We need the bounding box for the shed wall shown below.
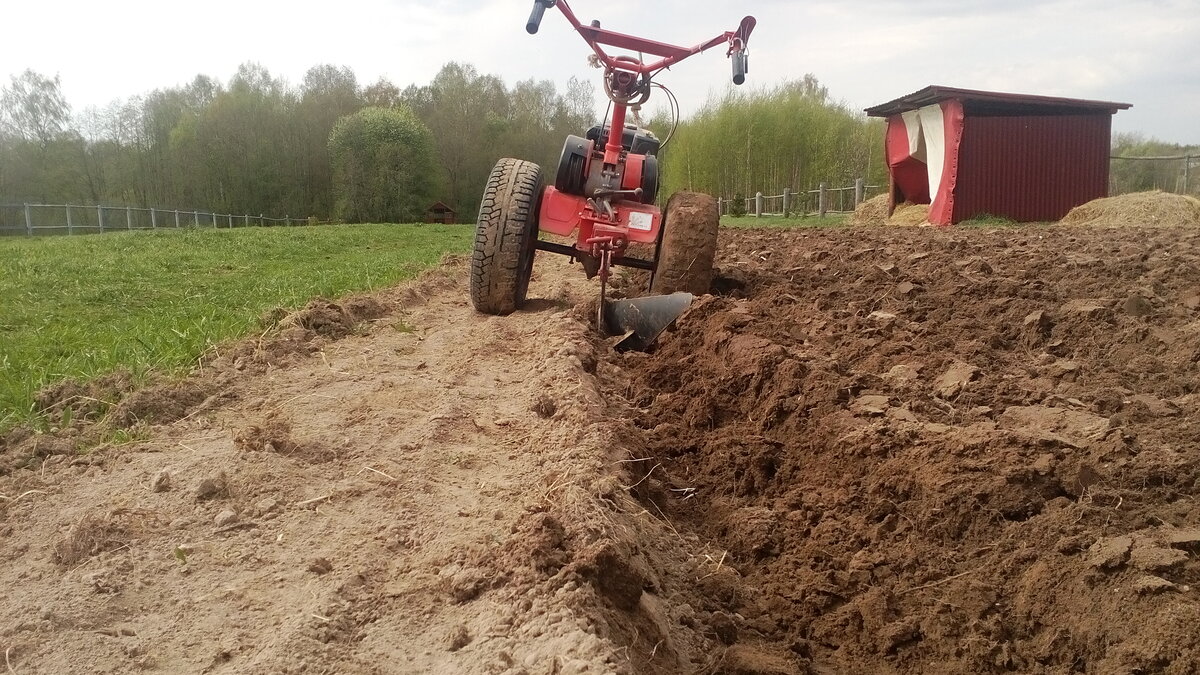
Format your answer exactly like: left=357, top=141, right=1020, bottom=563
left=953, top=114, right=1111, bottom=223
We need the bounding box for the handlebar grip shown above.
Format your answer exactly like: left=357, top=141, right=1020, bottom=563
left=732, top=51, right=748, bottom=85
left=526, top=1, right=547, bottom=34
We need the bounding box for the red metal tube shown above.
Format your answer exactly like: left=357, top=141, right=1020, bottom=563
left=605, top=103, right=627, bottom=165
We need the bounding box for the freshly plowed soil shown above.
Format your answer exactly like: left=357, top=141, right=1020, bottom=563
left=2, top=223, right=1199, bottom=674
left=604, top=225, right=1200, bottom=673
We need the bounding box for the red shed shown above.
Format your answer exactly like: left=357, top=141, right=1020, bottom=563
left=865, top=86, right=1131, bottom=225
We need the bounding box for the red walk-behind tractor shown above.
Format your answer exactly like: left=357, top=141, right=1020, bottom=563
left=469, top=0, right=755, bottom=350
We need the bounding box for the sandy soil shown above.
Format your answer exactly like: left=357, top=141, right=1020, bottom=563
left=3, top=221, right=1200, bottom=674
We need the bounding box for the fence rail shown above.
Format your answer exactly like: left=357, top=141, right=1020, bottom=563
left=0, top=203, right=324, bottom=237
left=718, top=179, right=884, bottom=218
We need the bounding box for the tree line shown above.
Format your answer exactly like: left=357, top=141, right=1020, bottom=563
left=7, top=62, right=1186, bottom=224
left=0, top=63, right=595, bottom=223
left=651, top=75, right=888, bottom=203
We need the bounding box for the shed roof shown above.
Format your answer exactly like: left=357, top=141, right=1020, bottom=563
left=865, top=85, right=1131, bottom=117
left=427, top=201, right=455, bottom=212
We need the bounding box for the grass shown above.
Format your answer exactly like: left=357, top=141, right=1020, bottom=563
left=0, top=223, right=471, bottom=432
left=721, top=214, right=849, bottom=228
left=958, top=214, right=1052, bottom=228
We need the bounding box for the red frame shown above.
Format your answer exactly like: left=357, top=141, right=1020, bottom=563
left=537, top=1, right=744, bottom=264
left=535, top=0, right=751, bottom=280
left=553, top=0, right=744, bottom=76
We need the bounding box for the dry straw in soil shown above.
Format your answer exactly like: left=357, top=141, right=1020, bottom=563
left=1061, top=190, right=1200, bottom=228
left=849, top=194, right=931, bottom=227
left=54, top=508, right=160, bottom=566
left=849, top=194, right=888, bottom=226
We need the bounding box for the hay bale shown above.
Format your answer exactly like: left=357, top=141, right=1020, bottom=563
left=849, top=194, right=889, bottom=226
left=1061, top=190, right=1200, bottom=228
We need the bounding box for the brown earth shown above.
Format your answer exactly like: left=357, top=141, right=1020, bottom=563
left=2, top=222, right=1199, bottom=674
left=603, top=225, right=1200, bottom=673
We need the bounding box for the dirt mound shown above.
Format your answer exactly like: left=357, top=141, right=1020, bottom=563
left=32, top=370, right=135, bottom=423
left=605, top=224, right=1200, bottom=672
left=848, top=193, right=888, bottom=226
left=278, top=296, right=389, bottom=339
left=110, top=378, right=226, bottom=427
left=1062, top=190, right=1200, bottom=227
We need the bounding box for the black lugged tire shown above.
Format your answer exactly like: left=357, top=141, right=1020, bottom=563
left=650, top=191, right=719, bottom=296
left=470, top=158, right=542, bottom=315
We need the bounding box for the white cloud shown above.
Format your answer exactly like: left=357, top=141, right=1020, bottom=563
left=1, top=0, right=1197, bottom=143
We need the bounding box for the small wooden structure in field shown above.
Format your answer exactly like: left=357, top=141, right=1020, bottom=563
left=425, top=202, right=456, bottom=224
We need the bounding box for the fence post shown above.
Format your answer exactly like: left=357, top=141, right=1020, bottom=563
left=174, top=209, right=180, bottom=228
left=97, top=205, right=105, bottom=233
left=782, top=188, right=791, bottom=217
left=151, top=208, right=157, bottom=229
left=1185, top=155, right=1192, bottom=194
left=193, top=210, right=199, bottom=227
left=24, top=204, right=32, bottom=235
left=755, top=192, right=763, bottom=217
left=228, top=214, right=233, bottom=228
left=212, top=213, right=218, bottom=228
left=818, top=183, right=829, bottom=218
left=260, top=214, right=264, bottom=227
left=716, top=198, right=722, bottom=216
left=244, top=214, right=249, bottom=227
left=126, top=206, right=132, bottom=230
left=66, top=205, right=74, bottom=235
left=855, top=178, right=865, bottom=207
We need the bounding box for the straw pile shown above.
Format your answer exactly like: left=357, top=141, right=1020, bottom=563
left=848, top=195, right=932, bottom=227
left=849, top=194, right=889, bottom=226
left=889, top=202, right=931, bottom=227
left=1061, top=190, right=1200, bottom=228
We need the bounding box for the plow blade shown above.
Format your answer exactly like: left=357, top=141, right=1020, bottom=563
left=602, top=292, right=694, bottom=352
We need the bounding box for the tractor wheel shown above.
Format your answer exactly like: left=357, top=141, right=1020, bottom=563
left=650, top=191, right=719, bottom=296
left=470, top=158, right=542, bottom=315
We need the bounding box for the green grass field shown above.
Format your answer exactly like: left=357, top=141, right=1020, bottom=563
left=0, top=224, right=471, bottom=432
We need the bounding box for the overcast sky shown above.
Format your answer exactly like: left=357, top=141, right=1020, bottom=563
left=2, top=0, right=1197, bottom=144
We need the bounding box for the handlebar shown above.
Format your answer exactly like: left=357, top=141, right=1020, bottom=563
left=732, top=50, right=747, bottom=85
left=730, top=16, right=755, bottom=85
left=527, top=0, right=754, bottom=83
left=526, top=0, right=555, bottom=34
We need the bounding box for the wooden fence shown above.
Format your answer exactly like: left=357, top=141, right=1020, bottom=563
left=719, top=179, right=884, bottom=218
left=0, top=203, right=327, bottom=237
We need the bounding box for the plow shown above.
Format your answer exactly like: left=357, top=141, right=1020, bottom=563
left=469, top=0, right=755, bottom=350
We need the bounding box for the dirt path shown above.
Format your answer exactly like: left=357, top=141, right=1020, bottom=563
left=0, top=256, right=697, bottom=674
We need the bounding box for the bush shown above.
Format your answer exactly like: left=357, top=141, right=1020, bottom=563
left=328, top=106, right=438, bottom=223
left=729, top=192, right=747, bottom=217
